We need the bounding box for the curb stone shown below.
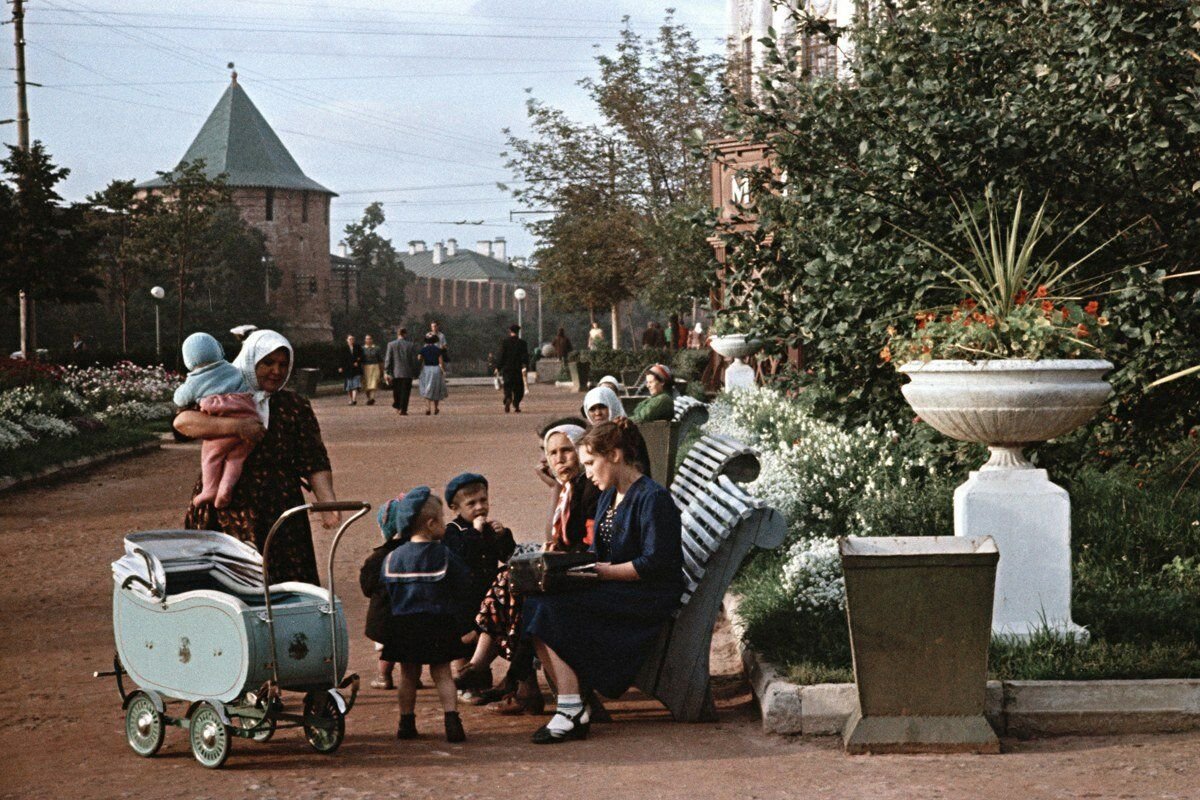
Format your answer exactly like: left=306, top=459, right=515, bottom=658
left=0, top=439, right=162, bottom=495
left=724, top=592, right=1200, bottom=738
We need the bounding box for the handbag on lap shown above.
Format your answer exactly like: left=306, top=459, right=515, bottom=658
left=509, top=551, right=598, bottom=594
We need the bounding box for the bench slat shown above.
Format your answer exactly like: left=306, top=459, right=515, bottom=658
left=680, top=510, right=722, bottom=554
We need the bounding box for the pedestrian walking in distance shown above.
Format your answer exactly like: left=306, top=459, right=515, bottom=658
left=384, top=327, right=420, bottom=416
left=496, top=324, right=529, bottom=414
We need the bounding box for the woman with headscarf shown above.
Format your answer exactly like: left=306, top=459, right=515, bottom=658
left=173, top=330, right=341, bottom=584
left=462, top=424, right=600, bottom=716
left=628, top=363, right=675, bottom=424
left=581, top=386, right=626, bottom=427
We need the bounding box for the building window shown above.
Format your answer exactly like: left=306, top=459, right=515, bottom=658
left=803, top=33, right=837, bottom=79
left=265, top=188, right=275, bottom=221
left=302, top=191, right=309, bottom=223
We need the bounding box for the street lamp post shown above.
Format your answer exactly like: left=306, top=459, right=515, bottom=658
left=150, top=286, right=165, bottom=363
left=514, top=287, right=527, bottom=331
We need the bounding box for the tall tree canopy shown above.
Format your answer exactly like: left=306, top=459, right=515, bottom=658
left=504, top=12, right=724, bottom=327
left=337, top=201, right=409, bottom=340
left=721, top=0, right=1200, bottom=464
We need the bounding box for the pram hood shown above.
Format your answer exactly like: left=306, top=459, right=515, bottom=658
left=113, top=530, right=265, bottom=600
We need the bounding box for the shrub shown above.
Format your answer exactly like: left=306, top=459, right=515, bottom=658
left=671, top=348, right=711, bottom=382
left=576, top=348, right=672, bottom=383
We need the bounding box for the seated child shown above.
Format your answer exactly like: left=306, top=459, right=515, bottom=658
left=172, top=332, right=257, bottom=508
left=364, top=488, right=475, bottom=743
left=442, top=472, right=517, bottom=692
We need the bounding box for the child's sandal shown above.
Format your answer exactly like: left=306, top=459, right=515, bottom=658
left=531, top=708, right=589, bottom=744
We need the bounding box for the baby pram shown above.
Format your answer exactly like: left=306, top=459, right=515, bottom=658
left=96, top=501, right=370, bottom=768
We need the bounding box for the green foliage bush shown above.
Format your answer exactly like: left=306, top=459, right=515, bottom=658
left=721, top=0, right=1200, bottom=466
left=576, top=348, right=672, bottom=382
left=671, top=348, right=711, bottom=382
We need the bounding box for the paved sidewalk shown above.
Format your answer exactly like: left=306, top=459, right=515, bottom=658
left=0, top=386, right=1196, bottom=800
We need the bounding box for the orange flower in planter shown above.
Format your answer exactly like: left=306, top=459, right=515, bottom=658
left=1084, top=300, right=1100, bottom=315
left=1014, top=289, right=1029, bottom=305
left=1035, top=285, right=1049, bottom=298
left=880, top=345, right=892, bottom=363
left=1075, top=323, right=1090, bottom=338
left=1041, top=300, right=1055, bottom=313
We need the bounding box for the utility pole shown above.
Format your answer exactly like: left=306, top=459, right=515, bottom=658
left=12, top=0, right=33, bottom=357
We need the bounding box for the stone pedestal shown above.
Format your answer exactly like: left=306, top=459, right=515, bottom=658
left=954, top=468, right=1087, bottom=640
left=724, top=359, right=756, bottom=390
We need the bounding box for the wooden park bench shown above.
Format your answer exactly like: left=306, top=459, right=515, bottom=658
left=633, top=432, right=788, bottom=722
left=638, top=394, right=711, bottom=486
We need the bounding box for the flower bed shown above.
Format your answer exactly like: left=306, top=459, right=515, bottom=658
left=0, top=359, right=178, bottom=475
left=716, top=388, right=1200, bottom=682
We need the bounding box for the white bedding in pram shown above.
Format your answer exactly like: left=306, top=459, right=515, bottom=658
left=112, top=530, right=266, bottom=600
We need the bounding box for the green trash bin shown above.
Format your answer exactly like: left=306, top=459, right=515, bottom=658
left=295, top=367, right=321, bottom=397
left=839, top=535, right=1000, bottom=754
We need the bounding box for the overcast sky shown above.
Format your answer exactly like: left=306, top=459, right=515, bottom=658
left=4, top=0, right=729, bottom=261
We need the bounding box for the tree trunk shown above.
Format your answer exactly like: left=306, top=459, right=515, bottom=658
left=610, top=302, right=620, bottom=349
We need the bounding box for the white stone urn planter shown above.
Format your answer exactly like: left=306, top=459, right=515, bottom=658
left=710, top=333, right=762, bottom=390
left=898, top=359, right=1114, bottom=640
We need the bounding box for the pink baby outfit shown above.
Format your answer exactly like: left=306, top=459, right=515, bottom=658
left=194, top=392, right=259, bottom=508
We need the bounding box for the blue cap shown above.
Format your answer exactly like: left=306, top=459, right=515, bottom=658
left=377, top=486, right=433, bottom=541
left=181, top=332, right=225, bottom=372
left=444, top=472, right=488, bottom=506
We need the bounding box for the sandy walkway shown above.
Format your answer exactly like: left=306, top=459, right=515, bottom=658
left=1, top=386, right=1196, bottom=800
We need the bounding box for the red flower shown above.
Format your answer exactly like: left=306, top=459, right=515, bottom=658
left=961, top=298, right=978, bottom=310
left=1074, top=323, right=1089, bottom=337
left=1084, top=300, right=1100, bottom=315
left=1041, top=300, right=1055, bottom=313
left=1014, top=290, right=1029, bottom=306
left=1035, top=285, right=1049, bottom=298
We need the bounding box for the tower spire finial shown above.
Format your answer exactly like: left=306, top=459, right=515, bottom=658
left=228, top=62, right=237, bottom=84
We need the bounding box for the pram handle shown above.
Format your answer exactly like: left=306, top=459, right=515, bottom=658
left=260, top=501, right=372, bottom=690
left=309, top=501, right=369, bottom=513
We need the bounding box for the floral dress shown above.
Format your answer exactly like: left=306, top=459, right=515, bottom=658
left=183, top=390, right=332, bottom=585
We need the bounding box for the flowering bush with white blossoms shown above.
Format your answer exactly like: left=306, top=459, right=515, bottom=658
left=0, top=361, right=179, bottom=452
left=710, top=387, right=929, bottom=614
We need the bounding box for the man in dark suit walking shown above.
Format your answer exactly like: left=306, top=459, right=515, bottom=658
left=496, top=324, right=530, bottom=413
left=383, top=327, right=420, bottom=415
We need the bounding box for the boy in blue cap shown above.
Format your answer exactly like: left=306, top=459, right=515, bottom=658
left=442, top=472, right=516, bottom=693
left=360, top=487, right=476, bottom=743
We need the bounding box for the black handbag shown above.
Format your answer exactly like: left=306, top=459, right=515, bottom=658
left=509, top=551, right=598, bottom=594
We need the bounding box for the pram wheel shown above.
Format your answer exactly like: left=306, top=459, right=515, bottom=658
left=235, top=713, right=276, bottom=743
left=189, top=702, right=232, bottom=769
left=124, top=692, right=164, bottom=757
left=302, top=691, right=345, bottom=754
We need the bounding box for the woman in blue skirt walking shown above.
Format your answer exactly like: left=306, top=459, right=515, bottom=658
left=522, top=418, right=683, bottom=744
left=417, top=332, right=448, bottom=415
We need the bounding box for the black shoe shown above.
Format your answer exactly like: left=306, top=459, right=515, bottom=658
left=531, top=708, right=589, bottom=744
left=504, top=403, right=511, bottom=413
left=396, top=713, right=417, bottom=740
left=444, top=711, right=466, bottom=743
left=514, top=407, right=522, bottom=413
left=367, top=398, right=375, bottom=405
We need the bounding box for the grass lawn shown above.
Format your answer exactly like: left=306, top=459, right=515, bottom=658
left=0, top=420, right=168, bottom=481
left=733, top=465, right=1200, bottom=683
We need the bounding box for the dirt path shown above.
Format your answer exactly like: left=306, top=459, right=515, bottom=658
left=1, top=386, right=1197, bottom=799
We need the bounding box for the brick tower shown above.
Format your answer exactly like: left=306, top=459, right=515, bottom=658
left=140, top=73, right=335, bottom=343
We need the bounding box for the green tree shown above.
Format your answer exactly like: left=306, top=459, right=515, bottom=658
left=0, top=142, right=100, bottom=353
left=133, top=159, right=268, bottom=364
left=86, top=179, right=162, bottom=353
left=337, top=201, right=408, bottom=339
left=720, top=0, right=1200, bottom=465
left=504, top=12, right=723, bottom=331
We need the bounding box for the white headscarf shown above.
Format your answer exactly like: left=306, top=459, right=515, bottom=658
left=597, top=374, right=623, bottom=393
left=233, top=329, right=294, bottom=426
left=582, top=386, right=626, bottom=423
left=543, top=424, right=586, bottom=452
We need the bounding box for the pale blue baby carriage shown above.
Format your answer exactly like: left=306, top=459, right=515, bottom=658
left=97, top=502, right=370, bottom=768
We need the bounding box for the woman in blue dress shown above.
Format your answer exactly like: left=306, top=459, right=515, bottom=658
left=522, top=418, right=683, bottom=744
left=417, top=332, right=448, bottom=415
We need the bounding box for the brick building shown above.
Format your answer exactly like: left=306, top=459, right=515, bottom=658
left=139, top=74, right=336, bottom=343
left=399, top=238, right=540, bottom=322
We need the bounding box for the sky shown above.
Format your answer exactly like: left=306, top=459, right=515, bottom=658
left=4, top=0, right=730, bottom=262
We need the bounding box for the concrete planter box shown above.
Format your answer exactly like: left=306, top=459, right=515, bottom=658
left=840, top=536, right=1000, bottom=754
left=567, top=360, right=589, bottom=393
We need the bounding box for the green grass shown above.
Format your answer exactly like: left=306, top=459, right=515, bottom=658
left=734, top=465, right=1200, bottom=683
left=0, top=420, right=167, bottom=480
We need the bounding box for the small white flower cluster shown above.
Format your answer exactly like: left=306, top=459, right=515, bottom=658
left=62, top=362, right=179, bottom=407
left=780, top=538, right=846, bottom=612
left=0, top=418, right=35, bottom=451
left=98, top=401, right=175, bottom=422
left=20, top=413, right=79, bottom=440
left=707, top=387, right=927, bottom=615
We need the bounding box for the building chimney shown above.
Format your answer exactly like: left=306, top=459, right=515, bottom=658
left=446, top=238, right=458, bottom=256
left=409, top=239, right=427, bottom=255
left=493, top=237, right=507, bottom=263
left=476, top=240, right=493, bottom=257
left=432, top=241, right=445, bottom=265
left=338, top=242, right=348, bottom=258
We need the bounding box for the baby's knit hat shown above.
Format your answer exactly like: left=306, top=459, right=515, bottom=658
left=181, top=332, right=226, bottom=371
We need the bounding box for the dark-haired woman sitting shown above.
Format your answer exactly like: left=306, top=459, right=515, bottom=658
left=522, top=419, right=683, bottom=744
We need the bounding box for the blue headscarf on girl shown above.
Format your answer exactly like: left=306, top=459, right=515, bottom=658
left=377, top=486, right=433, bottom=543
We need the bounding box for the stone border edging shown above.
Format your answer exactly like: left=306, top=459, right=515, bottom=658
left=723, top=592, right=1200, bottom=738
left=0, top=439, right=162, bottom=495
